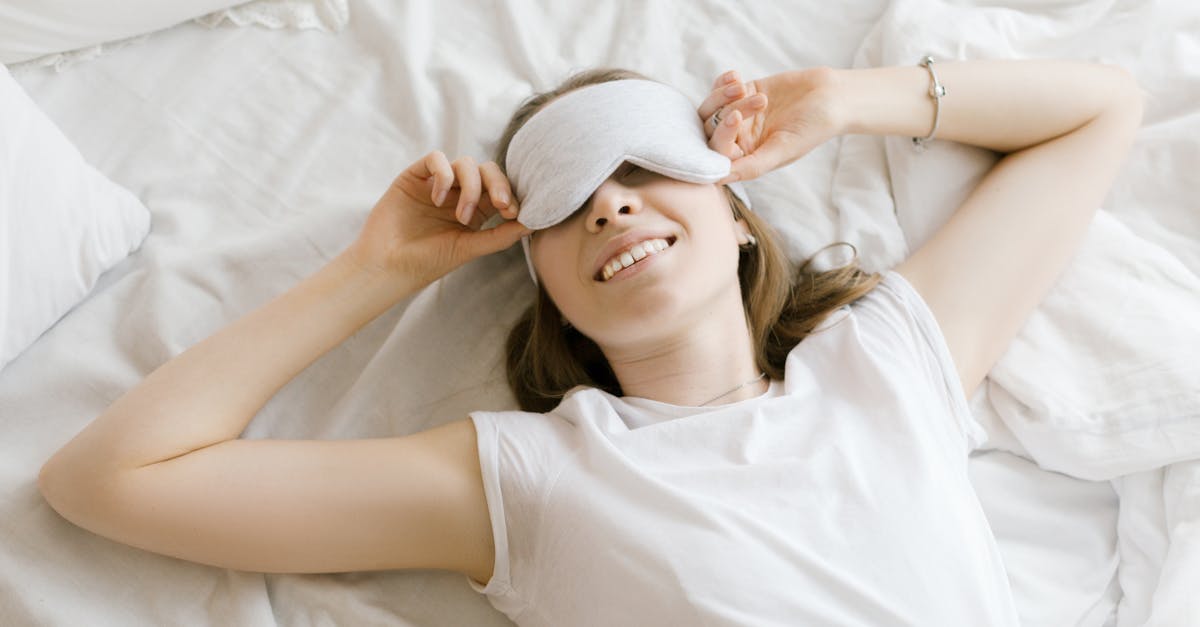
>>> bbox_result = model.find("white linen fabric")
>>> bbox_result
[0,64,150,371]
[0,0,250,65]
[838,0,1200,485]
[2,0,347,71]
[833,5,1200,622]
[468,271,1017,626]
[2,0,1197,625]
[195,0,349,32]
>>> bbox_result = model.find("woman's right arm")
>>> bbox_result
[38,151,526,583]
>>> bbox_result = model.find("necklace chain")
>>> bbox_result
[699,372,767,406]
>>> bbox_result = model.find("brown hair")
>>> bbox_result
[496,68,882,413]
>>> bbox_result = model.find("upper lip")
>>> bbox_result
[590,229,676,280]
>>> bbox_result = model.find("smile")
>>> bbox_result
[596,237,675,282]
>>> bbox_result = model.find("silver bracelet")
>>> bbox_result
[912,55,946,151]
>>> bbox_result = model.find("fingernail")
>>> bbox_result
[435,188,448,206]
[462,202,476,225]
[494,190,509,207]
[724,83,742,97]
[723,71,738,83]
[726,110,740,126]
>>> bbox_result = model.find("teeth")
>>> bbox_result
[599,238,673,282]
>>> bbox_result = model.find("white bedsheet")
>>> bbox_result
[2,1,1197,625]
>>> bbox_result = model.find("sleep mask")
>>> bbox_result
[506,78,751,280]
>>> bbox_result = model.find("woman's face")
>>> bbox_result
[530,163,748,352]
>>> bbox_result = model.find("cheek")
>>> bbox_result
[531,233,588,310]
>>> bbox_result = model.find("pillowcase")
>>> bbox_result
[0,64,151,371]
[0,0,250,65]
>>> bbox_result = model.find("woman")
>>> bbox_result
[38,59,1142,624]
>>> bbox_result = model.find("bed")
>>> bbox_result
[2,0,1198,625]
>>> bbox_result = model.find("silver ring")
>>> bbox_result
[709,106,724,129]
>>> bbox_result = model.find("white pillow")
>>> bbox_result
[0,0,250,65]
[0,64,151,370]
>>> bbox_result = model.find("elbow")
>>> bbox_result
[38,452,110,526]
[38,455,75,519]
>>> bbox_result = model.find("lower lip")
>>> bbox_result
[598,245,670,284]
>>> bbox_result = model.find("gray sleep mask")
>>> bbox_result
[505,78,751,281]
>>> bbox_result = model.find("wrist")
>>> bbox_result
[802,66,852,137]
[831,65,932,138]
[330,249,424,306]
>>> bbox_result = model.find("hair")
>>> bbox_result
[495,68,882,413]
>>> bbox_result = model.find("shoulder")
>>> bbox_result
[790,270,930,355]
[787,270,972,409]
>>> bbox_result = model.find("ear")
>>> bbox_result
[734,217,756,247]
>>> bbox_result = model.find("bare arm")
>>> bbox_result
[38,152,529,580]
[838,61,1143,396]
[701,60,1144,397]
[839,59,1139,152]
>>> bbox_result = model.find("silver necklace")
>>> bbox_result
[699,372,767,406]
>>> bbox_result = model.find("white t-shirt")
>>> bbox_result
[468,270,1018,626]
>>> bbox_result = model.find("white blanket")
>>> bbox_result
[833,3,1200,624]
[2,1,1197,625]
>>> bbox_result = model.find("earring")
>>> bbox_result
[739,233,758,248]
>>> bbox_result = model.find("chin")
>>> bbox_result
[578,279,711,347]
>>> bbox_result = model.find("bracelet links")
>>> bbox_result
[912,55,946,151]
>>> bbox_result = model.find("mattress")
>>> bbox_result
[3,0,1198,625]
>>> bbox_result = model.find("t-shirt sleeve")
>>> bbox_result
[466,409,575,619]
[849,270,987,451]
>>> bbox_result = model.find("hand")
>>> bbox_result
[698,67,845,182]
[342,151,531,287]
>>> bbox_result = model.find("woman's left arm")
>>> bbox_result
[842,61,1144,398]
[701,60,1144,399]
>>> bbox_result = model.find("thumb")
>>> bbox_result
[458,220,532,260]
[726,133,799,182]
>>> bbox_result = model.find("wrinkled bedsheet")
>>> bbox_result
[2,1,1197,625]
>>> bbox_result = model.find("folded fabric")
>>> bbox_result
[0,1,250,65]
[195,0,349,32]
[2,0,348,72]
[0,64,151,371]
[836,0,1200,481]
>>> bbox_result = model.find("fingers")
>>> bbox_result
[421,155,519,227]
[450,156,482,225]
[716,93,767,132]
[457,218,532,261]
[401,150,455,206]
[698,70,743,121]
[723,134,794,183]
[478,160,519,221]
[708,108,744,159]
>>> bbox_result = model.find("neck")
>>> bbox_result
[602,290,767,407]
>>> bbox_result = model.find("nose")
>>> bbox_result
[585,177,639,233]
